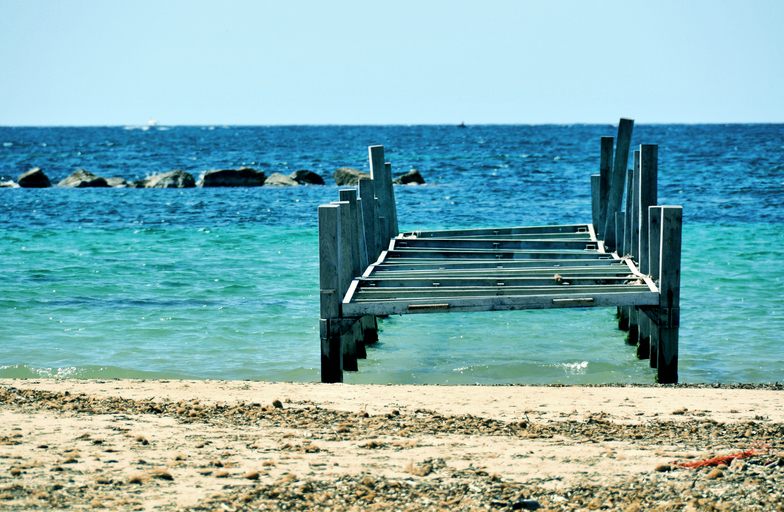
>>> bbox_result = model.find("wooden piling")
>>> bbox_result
[648,206,663,368]
[369,146,398,244]
[657,206,682,384]
[318,205,342,383]
[599,136,614,240]
[627,152,641,346]
[636,145,658,359]
[602,118,634,250]
[591,174,601,236]
[386,162,399,237]
[358,178,380,262]
[335,201,358,372]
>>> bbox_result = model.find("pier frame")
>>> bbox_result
[318,122,682,384]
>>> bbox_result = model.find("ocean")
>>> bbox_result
[1,124,783,384]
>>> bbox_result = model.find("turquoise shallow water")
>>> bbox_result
[1,223,782,384]
[2,124,783,384]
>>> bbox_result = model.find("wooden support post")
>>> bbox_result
[599,136,614,240]
[591,174,601,237]
[358,178,380,262]
[339,189,372,359]
[615,210,626,328]
[602,118,634,250]
[370,146,397,244]
[620,168,634,333]
[335,201,358,372]
[648,206,663,368]
[318,205,342,383]
[628,152,641,347]
[386,162,399,237]
[636,145,658,359]
[657,206,682,384]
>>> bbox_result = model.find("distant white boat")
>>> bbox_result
[148,119,158,127]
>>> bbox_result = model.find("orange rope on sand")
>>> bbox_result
[673,442,772,469]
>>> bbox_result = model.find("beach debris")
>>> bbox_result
[404,461,433,476]
[671,407,688,415]
[654,463,671,472]
[214,470,230,478]
[272,399,283,409]
[134,435,148,445]
[242,471,260,480]
[673,442,771,469]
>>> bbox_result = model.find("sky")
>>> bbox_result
[1,0,783,126]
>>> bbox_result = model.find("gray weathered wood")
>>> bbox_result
[599,136,614,240]
[657,206,682,384]
[636,145,658,359]
[369,146,394,243]
[335,201,357,372]
[318,205,342,383]
[623,168,634,258]
[628,152,641,347]
[358,178,381,262]
[602,118,634,249]
[591,174,601,236]
[386,162,399,236]
[648,206,663,368]
[342,290,659,317]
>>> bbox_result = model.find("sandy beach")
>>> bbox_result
[1,379,782,511]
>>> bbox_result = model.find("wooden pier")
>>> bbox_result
[318,119,682,384]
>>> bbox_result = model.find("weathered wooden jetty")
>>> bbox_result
[318,119,682,384]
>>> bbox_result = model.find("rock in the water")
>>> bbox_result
[0,180,19,188]
[141,170,196,189]
[264,173,299,187]
[18,168,51,188]
[392,169,425,185]
[57,169,109,188]
[105,177,129,188]
[290,170,325,185]
[333,167,370,186]
[197,167,266,187]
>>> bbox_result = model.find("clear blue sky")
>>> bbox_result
[1,0,783,125]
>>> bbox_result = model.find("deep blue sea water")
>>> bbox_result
[1,124,783,384]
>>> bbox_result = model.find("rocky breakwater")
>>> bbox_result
[130,170,196,189]
[333,167,426,186]
[197,167,267,187]
[56,169,110,188]
[17,168,51,188]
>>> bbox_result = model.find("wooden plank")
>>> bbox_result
[403,232,594,241]
[599,136,614,240]
[359,276,637,288]
[342,290,660,317]
[408,224,591,238]
[615,212,624,256]
[352,283,652,299]
[373,258,620,271]
[318,204,342,383]
[368,266,634,278]
[591,174,601,237]
[623,168,634,258]
[386,249,606,259]
[657,206,682,384]
[393,238,599,251]
[602,118,634,249]
[648,206,663,368]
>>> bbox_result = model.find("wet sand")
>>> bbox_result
[1,379,783,511]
